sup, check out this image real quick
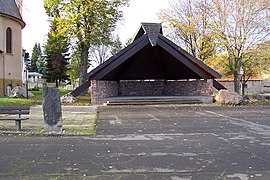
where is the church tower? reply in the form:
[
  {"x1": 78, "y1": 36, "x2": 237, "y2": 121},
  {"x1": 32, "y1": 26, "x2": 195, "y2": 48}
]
[
  {"x1": 15, "y1": 0, "x2": 23, "y2": 14},
  {"x1": 0, "y1": 0, "x2": 25, "y2": 96}
]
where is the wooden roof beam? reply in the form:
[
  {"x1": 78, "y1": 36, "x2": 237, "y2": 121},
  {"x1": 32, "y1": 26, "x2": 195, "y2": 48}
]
[
  {"x1": 91, "y1": 35, "x2": 149, "y2": 80},
  {"x1": 157, "y1": 39, "x2": 211, "y2": 79},
  {"x1": 158, "y1": 35, "x2": 221, "y2": 78}
]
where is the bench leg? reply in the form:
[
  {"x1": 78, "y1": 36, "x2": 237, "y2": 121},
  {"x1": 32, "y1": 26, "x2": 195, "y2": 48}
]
[{"x1": 15, "y1": 120, "x2": 21, "y2": 131}]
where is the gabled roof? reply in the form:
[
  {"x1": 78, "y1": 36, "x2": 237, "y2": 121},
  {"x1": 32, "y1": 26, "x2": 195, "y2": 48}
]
[
  {"x1": 0, "y1": 0, "x2": 25, "y2": 28},
  {"x1": 86, "y1": 22, "x2": 221, "y2": 80},
  {"x1": 71, "y1": 23, "x2": 224, "y2": 96},
  {"x1": 133, "y1": 23, "x2": 163, "y2": 46}
]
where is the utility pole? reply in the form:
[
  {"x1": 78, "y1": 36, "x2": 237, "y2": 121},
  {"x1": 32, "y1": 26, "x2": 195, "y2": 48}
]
[
  {"x1": 24, "y1": 52, "x2": 30, "y2": 99},
  {"x1": 0, "y1": 50, "x2": 4, "y2": 95}
]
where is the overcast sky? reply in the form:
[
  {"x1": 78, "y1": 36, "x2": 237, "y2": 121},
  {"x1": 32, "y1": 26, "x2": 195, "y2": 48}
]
[{"x1": 21, "y1": 0, "x2": 170, "y2": 54}]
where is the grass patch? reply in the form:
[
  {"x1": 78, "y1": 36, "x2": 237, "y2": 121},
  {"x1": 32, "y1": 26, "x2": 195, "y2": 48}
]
[
  {"x1": 0, "y1": 89, "x2": 92, "y2": 107},
  {"x1": 244, "y1": 92, "x2": 261, "y2": 95},
  {"x1": 0, "y1": 124, "x2": 96, "y2": 136},
  {"x1": 0, "y1": 125, "x2": 45, "y2": 134},
  {"x1": 0, "y1": 96, "x2": 42, "y2": 107},
  {"x1": 62, "y1": 95, "x2": 91, "y2": 106},
  {"x1": 62, "y1": 126, "x2": 96, "y2": 135}
]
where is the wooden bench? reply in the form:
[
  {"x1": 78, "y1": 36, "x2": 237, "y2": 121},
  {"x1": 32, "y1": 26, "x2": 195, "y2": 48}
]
[{"x1": 0, "y1": 107, "x2": 30, "y2": 131}]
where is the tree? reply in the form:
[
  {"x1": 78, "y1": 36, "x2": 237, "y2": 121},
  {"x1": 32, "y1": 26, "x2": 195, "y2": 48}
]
[
  {"x1": 67, "y1": 49, "x2": 80, "y2": 87},
  {"x1": 159, "y1": 0, "x2": 217, "y2": 63},
  {"x1": 239, "y1": 40, "x2": 270, "y2": 94},
  {"x1": 37, "y1": 55, "x2": 47, "y2": 75},
  {"x1": 159, "y1": 0, "x2": 270, "y2": 94},
  {"x1": 43, "y1": 16, "x2": 70, "y2": 87},
  {"x1": 211, "y1": 0, "x2": 270, "y2": 93},
  {"x1": 30, "y1": 43, "x2": 42, "y2": 72},
  {"x1": 246, "y1": 41, "x2": 270, "y2": 77},
  {"x1": 89, "y1": 44, "x2": 111, "y2": 67},
  {"x1": 44, "y1": 0, "x2": 129, "y2": 87},
  {"x1": 111, "y1": 35, "x2": 123, "y2": 55},
  {"x1": 30, "y1": 43, "x2": 46, "y2": 74},
  {"x1": 124, "y1": 37, "x2": 133, "y2": 47}
]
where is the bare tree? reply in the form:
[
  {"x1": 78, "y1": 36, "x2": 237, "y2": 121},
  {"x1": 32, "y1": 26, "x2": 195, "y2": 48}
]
[{"x1": 89, "y1": 44, "x2": 112, "y2": 67}]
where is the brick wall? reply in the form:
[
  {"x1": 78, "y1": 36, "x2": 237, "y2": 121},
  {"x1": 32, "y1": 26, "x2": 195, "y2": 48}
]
[
  {"x1": 165, "y1": 80, "x2": 213, "y2": 96},
  {"x1": 119, "y1": 80, "x2": 213, "y2": 96},
  {"x1": 91, "y1": 79, "x2": 213, "y2": 104},
  {"x1": 91, "y1": 80, "x2": 118, "y2": 104}
]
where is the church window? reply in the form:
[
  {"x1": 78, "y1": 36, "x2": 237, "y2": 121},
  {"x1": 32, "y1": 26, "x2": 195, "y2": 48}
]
[{"x1": 6, "y1": 27, "x2": 12, "y2": 53}]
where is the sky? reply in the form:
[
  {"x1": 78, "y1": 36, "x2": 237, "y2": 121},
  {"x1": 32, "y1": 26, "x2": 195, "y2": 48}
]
[{"x1": 21, "y1": 0, "x2": 170, "y2": 54}]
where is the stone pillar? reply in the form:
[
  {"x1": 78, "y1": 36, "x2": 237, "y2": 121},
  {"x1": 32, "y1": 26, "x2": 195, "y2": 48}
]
[{"x1": 42, "y1": 86, "x2": 62, "y2": 133}]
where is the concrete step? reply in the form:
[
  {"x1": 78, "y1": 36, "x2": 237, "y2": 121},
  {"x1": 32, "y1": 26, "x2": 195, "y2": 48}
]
[{"x1": 104, "y1": 97, "x2": 204, "y2": 106}]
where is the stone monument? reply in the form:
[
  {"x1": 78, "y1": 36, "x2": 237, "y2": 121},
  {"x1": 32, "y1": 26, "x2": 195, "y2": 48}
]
[{"x1": 42, "y1": 86, "x2": 62, "y2": 133}]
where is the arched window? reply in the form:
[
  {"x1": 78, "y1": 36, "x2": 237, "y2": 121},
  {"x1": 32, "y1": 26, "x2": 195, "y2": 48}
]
[{"x1": 6, "y1": 27, "x2": 12, "y2": 53}]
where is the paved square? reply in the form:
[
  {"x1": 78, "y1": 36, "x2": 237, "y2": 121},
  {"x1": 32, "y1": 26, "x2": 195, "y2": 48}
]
[{"x1": 0, "y1": 104, "x2": 270, "y2": 179}]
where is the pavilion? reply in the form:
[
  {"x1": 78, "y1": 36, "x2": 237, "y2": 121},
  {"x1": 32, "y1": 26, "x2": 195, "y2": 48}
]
[{"x1": 71, "y1": 23, "x2": 226, "y2": 104}]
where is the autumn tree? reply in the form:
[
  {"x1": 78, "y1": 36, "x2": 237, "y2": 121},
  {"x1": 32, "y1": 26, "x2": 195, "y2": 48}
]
[
  {"x1": 238, "y1": 40, "x2": 270, "y2": 94},
  {"x1": 43, "y1": 8, "x2": 70, "y2": 87},
  {"x1": 44, "y1": 0, "x2": 128, "y2": 87},
  {"x1": 159, "y1": 0, "x2": 217, "y2": 63},
  {"x1": 252, "y1": 41, "x2": 270, "y2": 76},
  {"x1": 159, "y1": 0, "x2": 270, "y2": 93},
  {"x1": 67, "y1": 49, "x2": 80, "y2": 87},
  {"x1": 211, "y1": 0, "x2": 270, "y2": 93}
]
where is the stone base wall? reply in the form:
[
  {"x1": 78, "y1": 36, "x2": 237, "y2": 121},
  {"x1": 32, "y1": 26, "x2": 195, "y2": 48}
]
[
  {"x1": 119, "y1": 80, "x2": 213, "y2": 96},
  {"x1": 91, "y1": 80, "x2": 118, "y2": 104},
  {"x1": 91, "y1": 80, "x2": 213, "y2": 104},
  {"x1": 0, "y1": 78, "x2": 22, "y2": 96}
]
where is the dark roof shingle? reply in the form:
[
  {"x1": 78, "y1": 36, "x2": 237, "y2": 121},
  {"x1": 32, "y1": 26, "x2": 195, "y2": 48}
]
[
  {"x1": 0, "y1": 0, "x2": 25, "y2": 28},
  {"x1": 134, "y1": 23, "x2": 163, "y2": 46}
]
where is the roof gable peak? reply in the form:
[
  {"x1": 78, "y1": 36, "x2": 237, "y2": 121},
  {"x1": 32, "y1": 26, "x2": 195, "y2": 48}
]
[{"x1": 133, "y1": 22, "x2": 162, "y2": 46}]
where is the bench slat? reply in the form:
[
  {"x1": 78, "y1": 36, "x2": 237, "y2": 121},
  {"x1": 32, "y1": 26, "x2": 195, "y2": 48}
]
[
  {"x1": 0, "y1": 118, "x2": 29, "y2": 121},
  {"x1": 0, "y1": 111, "x2": 30, "y2": 115},
  {"x1": 0, "y1": 107, "x2": 30, "y2": 111}
]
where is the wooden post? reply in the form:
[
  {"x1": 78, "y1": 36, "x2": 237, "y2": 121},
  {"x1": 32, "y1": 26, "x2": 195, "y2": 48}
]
[{"x1": 15, "y1": 120, "x2": 21, "y2": 131}]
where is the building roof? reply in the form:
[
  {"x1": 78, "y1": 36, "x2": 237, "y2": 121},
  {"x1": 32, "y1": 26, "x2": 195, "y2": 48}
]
[
  {"x1": 133, "y1": 23, "x2": 163, "y2": 46},
  {"x1": 28, "y1": 72, "x2": 43, "y2": 77},
  {"x1": 71, "y1": 23, "x2": 225, "y2": 96},
  {"x1": 0, "y1": 0, "x2": 25, "y2": 28},
  {"x1": 86, "y1": 22, "x2": 221, "y2": 80}
]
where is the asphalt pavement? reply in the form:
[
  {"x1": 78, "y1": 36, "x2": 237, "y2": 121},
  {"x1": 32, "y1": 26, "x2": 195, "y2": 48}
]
[{"x1": 0, "y1": 103, "x2": 270, "y2": 179}]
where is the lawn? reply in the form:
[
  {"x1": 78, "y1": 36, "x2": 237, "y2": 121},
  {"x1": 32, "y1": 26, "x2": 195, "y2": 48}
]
[
  {"x1": 0, "y1": 95, "x2": 42, "y2": 107},
  {"x1": 0, "y1": 89, "x2": 91, "y2": 107}
]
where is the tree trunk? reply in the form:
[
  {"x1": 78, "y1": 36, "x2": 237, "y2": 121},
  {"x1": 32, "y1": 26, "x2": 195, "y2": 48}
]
[
  {"x1": 233, "y1": 72, "x2": 241, "y2": 94},
  {"x1": 242, "y1": 82, "x2": 245, "y2": 95},
  {"x1": 79, "y1": 44, "x2": 90, "y2": 95},
  {"x1": 55, "y1": 79, "x2": 59, "y2": 88}
]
